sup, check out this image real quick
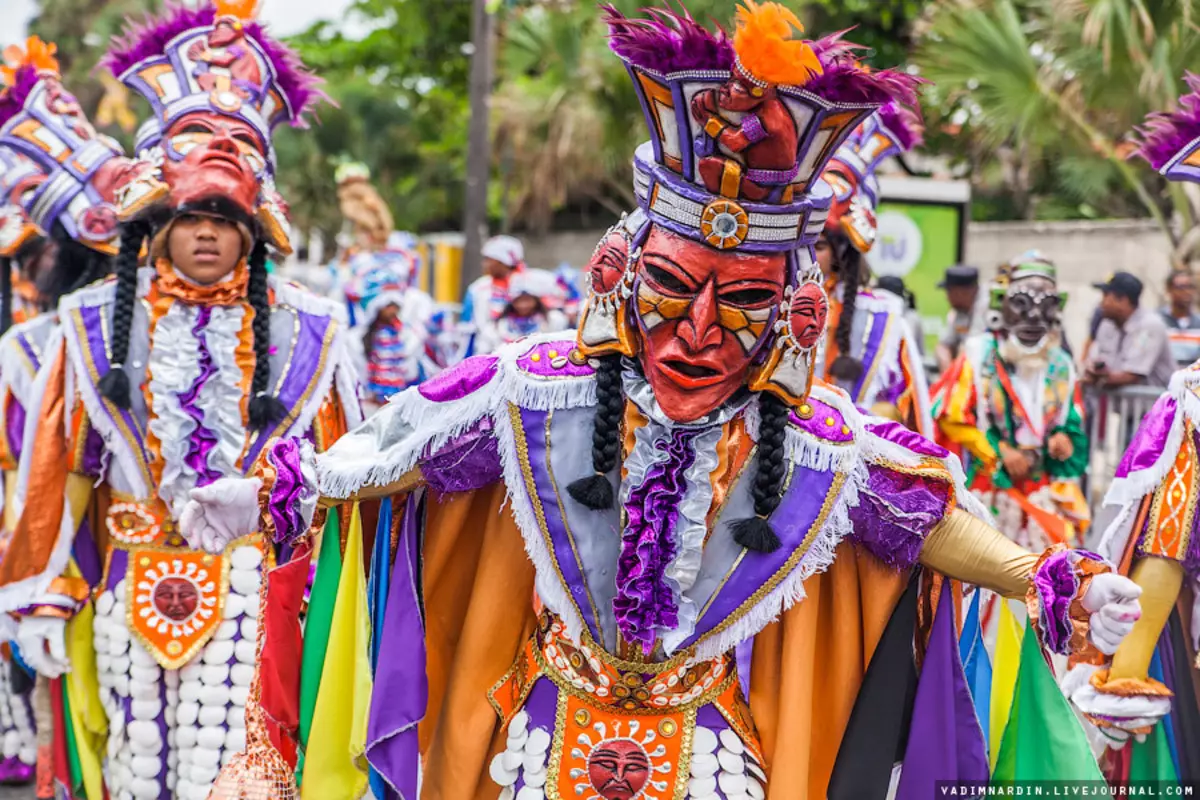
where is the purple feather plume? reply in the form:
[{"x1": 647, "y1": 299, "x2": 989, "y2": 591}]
[
  {"x1": 603, "y1": 3, "x2": 733, "y2": 74},
  {"x1": 878, "y1": 100, "x2": 924, "y2": 152},
  {"x1": 102, "y1": 1, "x2": 325, "y2": 126},
  {"x1": 1134, "y1": 72, "x2": 1200, "y2": 170},
  {"x1": 0, "y1": 66, "x2": 41, "y2": 129},
  {"x1": 805, "y1": 30, "x2": 924, "y2": 106}
]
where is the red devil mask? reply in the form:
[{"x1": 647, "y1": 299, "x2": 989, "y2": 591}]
[
  {"x1": 631, "y1": 225, "x2": 783, "y2": 421},
  {"x1": 162, "y1": 128, "x2": 259, "y2": 226}
]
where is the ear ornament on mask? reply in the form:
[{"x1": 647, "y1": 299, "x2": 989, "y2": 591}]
[
  {"x1": 576, "y1": 220, "x2": 639, "y2": 359},
  {"x1": 748, "y1": 277, "x2": 829, "y2": 407},
  {"x1": 115, "y1": 146, "x2": 170, "y2": 222}
]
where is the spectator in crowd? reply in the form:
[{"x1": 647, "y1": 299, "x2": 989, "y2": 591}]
[
  {"x1": 1159, "y1": 269, "x2": 1200, "y2": 364},
  {"x1": 461, "y1": 234, "x2": 526, "y2": 355},
  {"x1": 876, "y1": 274, "x2": 926, "y2": 356},
  {"x1": 935, "y1": 264, "x2": 981, "y2": 371},
  {"x1": 1085, "y1": 271, "x2": 1177, "y2": 388}
]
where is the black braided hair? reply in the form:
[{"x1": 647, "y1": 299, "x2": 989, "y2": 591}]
[
  {"x1": 97, "y1": 221, "x2": 149, "y2": 409},
  {"x1": 566, "y1": 354, "x2": 624, "y2": 510},
  {"x1": 247, "y1": 240, "x2": 287, "y2": 430},
  {"x1": 730, "y1": 392, "x2": 788, "y2": 553},
  {"x1": 0, "y1": 257, "x2": 11, "y2": 336},
  {"x1": 829, "y1": 230, "x2": 864, "y2": 385}
]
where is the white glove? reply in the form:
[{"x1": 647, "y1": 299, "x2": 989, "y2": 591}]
[
  {"x1": 179, "y1": 477, "x2": 262, "y2": 555},
  {"x1": 1061, "y1": 662, "x2": 1170, "y2": 749},
  {"x1": 16, "y1": 617, "x2": 69, "y2": 678},
  {"x1": 1081, "y1": 572, "x2": 1142, "y2": 655}
]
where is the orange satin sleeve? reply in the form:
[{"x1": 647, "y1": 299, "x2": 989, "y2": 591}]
[{"x1": 0, "y1": 342, "x2": 69, "y2": 588}]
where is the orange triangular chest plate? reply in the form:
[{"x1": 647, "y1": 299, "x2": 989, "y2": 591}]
[{"x1": 126, "y1": 547, "x2": 228, "y2": 670}]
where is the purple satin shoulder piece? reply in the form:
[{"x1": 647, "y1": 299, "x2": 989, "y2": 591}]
[
  {"x1": 790, "y1": 397, "x2": 854, "y2": 443},
  {"x1": 418, "y1": 355, "x2": 498, "y2": 402},
  {"x1": 1115, "y1": 394, "x2": 1177, "y2": 479},
  {"x1": 420, "y1": 420, "x2": 502, "y2": 493},
  {"x1": 866, "y1": 419, "x2": 949, "y2": 459},
  {"x1": 615, "y1": 427, "x2": 699, "y2": 654},
  {"x1": 266, "y1": 438, "x2": 312, "y2": 543},
  {"x1": 1031, "y1": 550, "x2": 1079, "y2": 655},
  {"x1": 849, "y1": 463, "x2": 950, "y2": 569},
  {"x1": 515, "y1": 339, "x2": 594, "y2": 378}
]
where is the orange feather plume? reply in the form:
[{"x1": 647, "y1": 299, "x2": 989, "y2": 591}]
[
  {"x1": 0, "y1": 37, "x2": 60, "y2": 87},
  {"x1": 214, "y1": 0, "x2": 261, "y2": 20},
  {"x1": 733, "y1": 1, "x2": 822, "y2": 88}
]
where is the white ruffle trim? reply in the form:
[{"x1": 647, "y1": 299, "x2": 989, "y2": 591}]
[
  {"x1": 197, "y1": 305, "x2": 249, "y2": 483},
  {"x1": 147, "y1": 302, "x2": 204, "y2": 518}
]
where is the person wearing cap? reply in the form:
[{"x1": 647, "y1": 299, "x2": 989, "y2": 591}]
[
  {"x1": 461, "y1": 234, "x2": 527, "y2": 356},
  {"x1": 1, "y1": 6, "x2": 364, "y2": 799},
  {"x1": 1086, "y1": 271, "x2": 1176, "y2": 388},
  {"x1": 474, "y1": 267, "x2": 569, "y2": 355},
  {"x1": 936, "y1": 264, "x2": 981, "y2": 371},
  {"x1": 931, "y1": 251, "x2": 1089, "y2": 555},
  {"x1": 179, "y1": 5, "x2": 1146, "y2": 797}
]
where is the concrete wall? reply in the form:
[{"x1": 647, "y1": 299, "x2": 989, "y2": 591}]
[{"x1": 522, "y1": 218, "x2": 1177, "y2": 354}]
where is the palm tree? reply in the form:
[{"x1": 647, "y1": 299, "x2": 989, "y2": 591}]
[{"x1": 915, "y1": 0, "x2": 1200, "y2": 260}]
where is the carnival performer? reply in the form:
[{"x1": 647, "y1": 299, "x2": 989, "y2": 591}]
[
  {"x1": 1068, "y1": 74, "x2": 1200, "y2": 779},
  {"x1": 473, "y1": 267, "x2": 569, "y2": 355},
  {"x1": 346, "y1": 232, "x2": 436, "y2": 408},
  {"x1": 931, "y1": 252, "x2": 1089, "y2": 551},
  {"x1": 0, "y1": 36, "x2": 140, "y2": 796},
  {"x1": 180, "y1": 4, "x2": 1149, "y2": 798},
  {"x1": 0, "y1": 6, "x2": 363, "y2": 800},
  {"x1": 0, "y1": 150, "x2": 50, "y2": 334},
  {"x1": 334, "y1": 161, "x2": 396, "y2": 324},
  {"x1": 463, "y1": 234, "x2": 526, "y2": 355},
  {"x1": 815, "y1": 104, "x2": 933, "y2": 435}
]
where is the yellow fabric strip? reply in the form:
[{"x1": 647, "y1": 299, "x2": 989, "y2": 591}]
[
  {"x1": 990, "y1": 598, "x2": 1023, "y2": 769},
  {"x1": 65, "y1": 599, "x2": 106, "y2": 800},
  {"x1": 300, "y1": 501, "x2": 373, "y2": 799}
]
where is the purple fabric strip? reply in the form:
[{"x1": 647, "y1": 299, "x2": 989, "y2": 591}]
[
  {"x1": 848, "y1": 464, "x2": 947, "y2": 570},
  {"x1": 77, "y1": 305, "x2": 150, "y2": 464},
  {"x1": 178, "y1": 306, "x2": 222, "y2": 487},
  {"x1": 1115, "y1": 394, "x2": 1177, "y2": 478},
  {"x1": 265, "y1": 438, "x2": 312, "y2": 544},
  {"x1": 1031, "y1": 551, "x2": 1079, "y2": 655},
  {"x1": 866, "y1": 419, "x2": 950, "y2": 459},
  {"x1": 741, "y1": 113, "x2": 767, "y2": 144},
  {"x1": 894, "y1": 584, "x2": 989, "y2": 798},
  {"x1": 851, "y1": 309, "x2": 891, "y2": 402},
  {"x1": 4, "y1": 396, "x2": 25, "y2": 464},
  {"x1": 245, "y1": 310, "x2": 334, "y2": 468},
  {"x1": 80, "y1": 426, "x2": 105, "y2": 479},
  {"x1": 366, "y1": 492, "x2": 427, "y2": 800},
  {"x1": 71, "y1": 519, "x2": 103, "y2": 590},
  {"x1": 615, "y1": 427, "x2": 700, "y2": 654}
]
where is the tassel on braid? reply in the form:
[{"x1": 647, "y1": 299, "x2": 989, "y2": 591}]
[
  {"x1": 98, "y1": 221, "x2": 147, "y2": 409},
  {"x1": 829, "y1": 231, "x2": 864, "y2": 385},
  {"x1": 247, "y1": 240, "x2": 287, "y2": 430},
  {"x1": 566, "y1": 354, "x2": 624, "y2": 510},
  {"x1": 730, "y1": 392, "x2": 789, "y2": 553},
  {"x1": 0, "y1": 257, "x2": 11, "y2": 335}
]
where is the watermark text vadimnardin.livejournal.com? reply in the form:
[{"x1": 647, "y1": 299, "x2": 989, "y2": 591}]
[{"x1": 936, "y1": 783, "x2": 1197, "y2": 797}]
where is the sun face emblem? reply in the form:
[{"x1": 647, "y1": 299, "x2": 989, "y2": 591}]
[
  {"x1": 136, "y1": 559, "x2": 216, "y2": 636},
  {"x1": 700, "y1": 199, "x2": 749, "y2": 250},
  {"x1": 567, "y1": 719, "x2": 670, "y2": 800}
]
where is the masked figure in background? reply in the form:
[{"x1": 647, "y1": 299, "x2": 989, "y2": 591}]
[
  {"x1": 0, "y1": 36, "x2": 138, "y2": 796},
  {"x1": 0, "y1": 151, "x2": 51, "y2": 333},
  {"x1": 474, "y1": 267, "x2": 569, "y2": 355},
  {"x1": 463, "y1": 234, "x2": 526, "y2": 355},
  {"x1": 180, "y1": 5, "x2": 1146, "y2": 799},
  {"x1": 1074, "y1": 74, "x2": 1200, "y2": 781},
  {"x1": 932, "y1": 253, "x2": 1088, "y2": 551},
  {"x1": 334, "y1": 161, "x2": 395, "y2": 325},
  {"x1": 346, "y1": 232, "x2": 435, "y2": 409},
  {"x1": 0, "y1": 6, "x2": 363, "y2": 800},
  {"x1": 816, "y1": 105, "x2": 932, "y2": 435}
]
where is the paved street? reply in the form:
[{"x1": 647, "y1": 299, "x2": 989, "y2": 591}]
[{"x1": 0, "y1": 787, "x2": 33, "y2": 799}]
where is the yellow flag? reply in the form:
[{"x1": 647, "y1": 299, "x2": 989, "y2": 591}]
[
  {"x1": 65, "y1": 600, "x2": 107, "y2": 800},
  {"x1": 301, "y1": 502, "x2": 374, "y2": 798},
  {"x1": 989, "y1": 597, "x2": 1024, "y2": 770}
]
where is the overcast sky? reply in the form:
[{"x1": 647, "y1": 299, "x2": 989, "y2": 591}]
[{"x1": 0, "y1": 0, "x2": 357, "y2": 47}]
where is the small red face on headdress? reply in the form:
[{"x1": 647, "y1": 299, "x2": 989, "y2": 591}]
[
  {"x1": 162, "y1": 129, "x2": 258, "y2": 220},
  {"x1": 587, "y1": 230, "x2": 630, "y2": 297},
  {"x1": 790, "y1": 282, "x2": 828, "y2": 350},
  {"x1": 634, "y1": 226, "x2": 783, "y2": 421},
  {"x1": 44, "y1": 79, "x2": 92, "y2": 140}
]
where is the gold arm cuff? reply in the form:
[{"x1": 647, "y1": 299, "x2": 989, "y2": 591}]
[
  {"x1": 704, "y1": 116, "x2": 727, "y2": 138},
  {"x1": 919, "y1": 508, "x2": 1038, "y2": 598}
]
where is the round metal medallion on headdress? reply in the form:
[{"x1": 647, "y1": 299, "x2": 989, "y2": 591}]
[{"x1": 700, "y1": 199, "x2": 749, "y2": 249}]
